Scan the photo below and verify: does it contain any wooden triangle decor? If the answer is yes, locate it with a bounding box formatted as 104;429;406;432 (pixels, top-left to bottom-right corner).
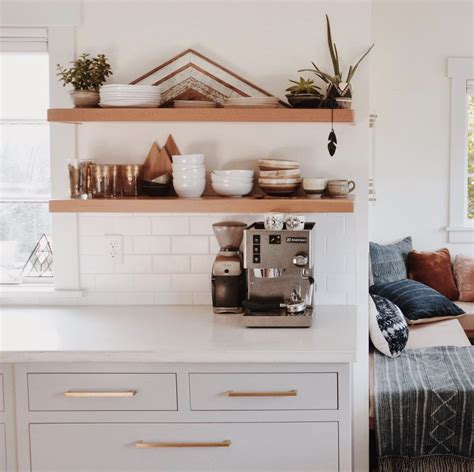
130;49;287;108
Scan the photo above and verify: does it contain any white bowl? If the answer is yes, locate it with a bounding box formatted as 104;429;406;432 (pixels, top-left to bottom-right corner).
172;162;205;171
172;154;205;165
173;168;206;180
212;170;254;179
212;180;253;197
303;177;328;190
174;179;206;198
211;174;253;184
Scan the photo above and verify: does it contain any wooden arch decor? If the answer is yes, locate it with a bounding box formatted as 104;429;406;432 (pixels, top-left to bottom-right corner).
130;49;287;107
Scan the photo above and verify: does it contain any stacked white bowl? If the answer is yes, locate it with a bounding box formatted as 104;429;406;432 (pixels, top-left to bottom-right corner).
211;170;254;197
172;154;206;198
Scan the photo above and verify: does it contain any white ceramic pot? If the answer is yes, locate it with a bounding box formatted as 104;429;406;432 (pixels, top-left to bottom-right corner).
70;90;99;108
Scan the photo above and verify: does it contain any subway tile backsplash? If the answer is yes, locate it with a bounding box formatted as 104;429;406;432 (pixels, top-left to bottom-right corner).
73;213;356;306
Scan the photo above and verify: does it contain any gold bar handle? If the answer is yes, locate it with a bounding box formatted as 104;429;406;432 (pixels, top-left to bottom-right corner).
64;390;137;398
135;440;231;449
226;389;297;397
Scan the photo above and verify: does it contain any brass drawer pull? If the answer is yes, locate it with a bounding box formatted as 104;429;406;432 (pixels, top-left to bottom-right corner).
64;390;137;398
226;389;297;397
136;440;231;448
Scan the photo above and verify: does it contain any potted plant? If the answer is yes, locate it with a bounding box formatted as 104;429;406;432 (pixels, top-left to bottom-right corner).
57;53;113;108
285;77;324;108
300;15;374;109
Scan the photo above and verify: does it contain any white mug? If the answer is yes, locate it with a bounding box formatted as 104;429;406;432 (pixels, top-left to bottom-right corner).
285;215;306;231
264;213;284;230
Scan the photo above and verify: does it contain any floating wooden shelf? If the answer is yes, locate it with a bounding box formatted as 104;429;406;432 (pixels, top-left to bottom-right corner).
47;108;354;124
49;196;354;213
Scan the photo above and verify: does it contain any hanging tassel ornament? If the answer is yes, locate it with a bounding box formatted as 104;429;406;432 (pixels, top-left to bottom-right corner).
328;108;337;157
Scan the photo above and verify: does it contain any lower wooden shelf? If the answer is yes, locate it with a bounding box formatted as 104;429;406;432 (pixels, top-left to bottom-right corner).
49;196;354;213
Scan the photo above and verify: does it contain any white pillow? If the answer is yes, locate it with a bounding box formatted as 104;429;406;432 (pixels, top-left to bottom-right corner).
369;294;409;358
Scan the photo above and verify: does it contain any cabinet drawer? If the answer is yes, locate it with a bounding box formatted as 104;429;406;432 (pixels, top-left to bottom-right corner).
0;424;5;472
28;373;177;411
189;372;338;410
30;422;339;471
0;375;3;411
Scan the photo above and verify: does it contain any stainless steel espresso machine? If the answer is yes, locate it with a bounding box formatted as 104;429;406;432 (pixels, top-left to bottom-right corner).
211;221;247;314
242;222;316;327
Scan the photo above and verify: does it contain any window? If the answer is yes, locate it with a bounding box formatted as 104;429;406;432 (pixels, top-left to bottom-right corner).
447;58;474;243
468;87;474;219
0;28;51;283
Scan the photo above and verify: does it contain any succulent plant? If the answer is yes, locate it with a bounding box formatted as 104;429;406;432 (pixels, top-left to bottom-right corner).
286;77;322;96
57;53;113;91
299;15;374;85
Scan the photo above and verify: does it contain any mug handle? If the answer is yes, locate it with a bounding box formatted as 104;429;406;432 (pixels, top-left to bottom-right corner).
348;181;356;193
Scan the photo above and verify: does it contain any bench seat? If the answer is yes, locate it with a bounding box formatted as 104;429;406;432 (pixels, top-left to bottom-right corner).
369;318;471;429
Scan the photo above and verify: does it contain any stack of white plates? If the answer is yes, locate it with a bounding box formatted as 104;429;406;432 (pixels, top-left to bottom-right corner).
172;154;206;198
223;96;279;108
99;85;161;108
257;159;301;196
211;170;254;197
174;100;217;108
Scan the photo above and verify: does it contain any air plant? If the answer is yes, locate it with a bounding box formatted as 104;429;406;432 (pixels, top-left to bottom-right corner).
285;77;323;96
300;15;374;85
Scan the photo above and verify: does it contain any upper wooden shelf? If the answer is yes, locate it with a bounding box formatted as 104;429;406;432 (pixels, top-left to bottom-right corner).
47;108;354;124
49;196;354;213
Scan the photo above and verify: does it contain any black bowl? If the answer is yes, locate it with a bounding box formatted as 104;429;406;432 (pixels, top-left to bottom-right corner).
141;184;171;197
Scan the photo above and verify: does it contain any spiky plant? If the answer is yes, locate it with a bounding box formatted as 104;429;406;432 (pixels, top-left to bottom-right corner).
57;53;113;91
286;77;322;96
300;15;374;85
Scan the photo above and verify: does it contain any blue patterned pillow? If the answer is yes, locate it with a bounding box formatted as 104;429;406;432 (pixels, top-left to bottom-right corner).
370;279;465;324
370;294;408;357
369;237;412;286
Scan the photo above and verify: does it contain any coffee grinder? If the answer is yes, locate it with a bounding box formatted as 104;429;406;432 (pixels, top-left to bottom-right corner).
211;221;247;314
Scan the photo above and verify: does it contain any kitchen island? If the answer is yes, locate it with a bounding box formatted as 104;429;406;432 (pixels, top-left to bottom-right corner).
0;305;357;471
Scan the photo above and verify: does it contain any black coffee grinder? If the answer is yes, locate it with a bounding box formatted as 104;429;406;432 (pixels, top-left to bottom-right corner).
211;221;247;314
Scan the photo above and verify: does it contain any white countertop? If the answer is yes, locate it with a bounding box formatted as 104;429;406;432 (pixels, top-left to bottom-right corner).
0;305;357;363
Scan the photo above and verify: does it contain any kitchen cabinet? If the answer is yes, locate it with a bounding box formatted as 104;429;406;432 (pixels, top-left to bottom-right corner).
30;422;339;471
0;305;356;471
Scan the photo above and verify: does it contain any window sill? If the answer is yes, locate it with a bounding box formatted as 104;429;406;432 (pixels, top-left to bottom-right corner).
447;226;474;243
0;284;83;299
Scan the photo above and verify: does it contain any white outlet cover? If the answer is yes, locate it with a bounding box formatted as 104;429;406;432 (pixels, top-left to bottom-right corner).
105;234;123;264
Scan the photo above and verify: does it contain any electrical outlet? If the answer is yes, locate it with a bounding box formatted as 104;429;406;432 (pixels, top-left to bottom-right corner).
105;234;123;263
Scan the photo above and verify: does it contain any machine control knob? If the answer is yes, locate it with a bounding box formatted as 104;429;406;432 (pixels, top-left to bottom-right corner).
293;253;309;267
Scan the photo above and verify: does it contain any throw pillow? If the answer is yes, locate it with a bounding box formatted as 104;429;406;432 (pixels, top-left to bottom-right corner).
369;237;412;286
407;248;459;300
453;255;474;302
369;294;408;358
370;279;465;324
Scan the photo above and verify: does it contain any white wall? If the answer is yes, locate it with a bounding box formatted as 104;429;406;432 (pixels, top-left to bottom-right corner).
370;0;474;256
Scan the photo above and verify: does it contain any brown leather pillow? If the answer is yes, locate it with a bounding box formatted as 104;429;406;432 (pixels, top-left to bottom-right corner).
453;255;474;301
407;248;459;300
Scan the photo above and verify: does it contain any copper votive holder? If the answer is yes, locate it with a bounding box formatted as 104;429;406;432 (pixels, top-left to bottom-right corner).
121;164;142;197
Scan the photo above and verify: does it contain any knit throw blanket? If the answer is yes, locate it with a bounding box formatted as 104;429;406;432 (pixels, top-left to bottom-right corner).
374;346;474;472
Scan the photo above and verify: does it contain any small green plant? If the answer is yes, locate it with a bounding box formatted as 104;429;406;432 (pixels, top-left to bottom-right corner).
300;15;374;85
286;77;322;96
57;53;112;91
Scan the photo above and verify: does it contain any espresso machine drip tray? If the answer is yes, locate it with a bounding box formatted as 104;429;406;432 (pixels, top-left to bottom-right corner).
242;307;314;328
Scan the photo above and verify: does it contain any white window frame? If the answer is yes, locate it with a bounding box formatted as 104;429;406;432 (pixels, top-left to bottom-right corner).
0;2;81;298
447;57;474;243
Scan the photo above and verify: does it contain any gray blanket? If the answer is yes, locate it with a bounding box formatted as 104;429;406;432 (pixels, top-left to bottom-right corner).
375;346;474;471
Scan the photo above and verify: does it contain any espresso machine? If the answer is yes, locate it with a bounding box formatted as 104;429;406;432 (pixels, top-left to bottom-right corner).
211;221;247;314
242;222;316;327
